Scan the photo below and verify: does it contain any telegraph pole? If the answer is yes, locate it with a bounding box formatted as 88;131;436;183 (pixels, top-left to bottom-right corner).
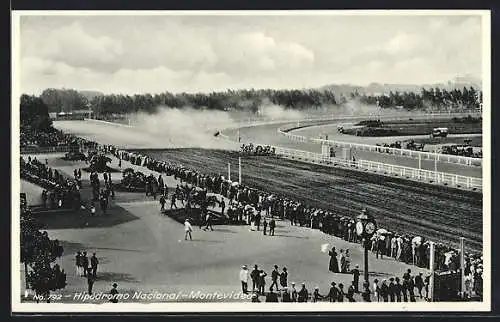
429;241;435;302
460;237;466;299
238;157;242;184
228;162;231;181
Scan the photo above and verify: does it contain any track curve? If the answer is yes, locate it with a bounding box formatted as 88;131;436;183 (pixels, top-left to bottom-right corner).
223;118;482;178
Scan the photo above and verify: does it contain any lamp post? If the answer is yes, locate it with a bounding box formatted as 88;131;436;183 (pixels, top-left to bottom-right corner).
356;209;377;285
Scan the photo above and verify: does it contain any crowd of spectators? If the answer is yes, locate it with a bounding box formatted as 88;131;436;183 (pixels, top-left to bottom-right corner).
111;148;482;281
20;129;72;148
20;156;81;210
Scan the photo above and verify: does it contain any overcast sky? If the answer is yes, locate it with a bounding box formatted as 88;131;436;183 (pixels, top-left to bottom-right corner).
18;13;484;95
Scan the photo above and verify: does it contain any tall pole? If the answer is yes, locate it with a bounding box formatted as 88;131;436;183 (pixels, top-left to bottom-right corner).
238;157;242;184
237;129;241;143
434;148;438;183
228;163;231;181
429;241;435;302
364;238;369;285
434;148;438;173
418;153;422;170
460;237;465;299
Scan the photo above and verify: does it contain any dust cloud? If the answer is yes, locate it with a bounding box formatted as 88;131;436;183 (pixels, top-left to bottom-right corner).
127;107;240;150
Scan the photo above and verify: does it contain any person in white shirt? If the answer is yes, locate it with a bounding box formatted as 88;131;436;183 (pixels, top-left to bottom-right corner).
240;265;249;294
391;236;397;258
396;236;403;260
184;219;193;240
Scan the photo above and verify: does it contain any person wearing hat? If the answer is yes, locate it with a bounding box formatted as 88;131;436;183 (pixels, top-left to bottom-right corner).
250;265;259;292
327;282;338;302
290;282;298;302
298;283;309;302
251;292;260;303
361;281;371;302
90;253;99;278
75;251;82;277
373;278;380;302
109;283;119;303
281;287;292;302
279;267;288;289
380;279;389;302
337;283;345;302
87;267;95;295
81;252;89;277
184;218;193;241
312;286;324;303
240;265;249;294
347;281;356;302
351;264;360;293
328;246;339;273
270;265;281;292
258;269;267;295
415;272;424;299
388;277;396;302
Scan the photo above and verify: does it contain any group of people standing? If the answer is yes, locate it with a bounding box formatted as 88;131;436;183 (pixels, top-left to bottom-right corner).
75;251;99;295
328;247;351;274
88;171;115;216
21;156;82;211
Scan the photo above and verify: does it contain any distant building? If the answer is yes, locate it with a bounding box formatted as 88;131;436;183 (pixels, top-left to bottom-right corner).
52;109;93;120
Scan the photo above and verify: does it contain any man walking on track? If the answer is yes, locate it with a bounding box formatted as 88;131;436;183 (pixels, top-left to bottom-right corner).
203;213;214;231
269;218;276;236
90;253;99;277
270;265;281;292
170;194;177;209
184;219;193;240
240;265;249;294
159;195;166;212
87;268;95;295
251;265;260;292
220;199;225;216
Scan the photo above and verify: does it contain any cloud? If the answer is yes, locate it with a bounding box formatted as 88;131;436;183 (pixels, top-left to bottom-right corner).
34;22;123;72
18;14;484;94
212;31;314;74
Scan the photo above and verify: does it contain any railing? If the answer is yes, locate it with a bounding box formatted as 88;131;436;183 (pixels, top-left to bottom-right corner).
84;118;134;128
271;146;483;191
217;134;482;191
20;145;71;154
277;128;483;167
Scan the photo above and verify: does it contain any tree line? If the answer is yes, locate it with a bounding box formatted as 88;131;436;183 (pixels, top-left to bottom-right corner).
24;86;482;119
356;87;482;111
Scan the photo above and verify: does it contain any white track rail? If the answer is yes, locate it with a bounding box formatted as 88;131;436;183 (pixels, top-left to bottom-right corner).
220;133;482;191
277;115;482;167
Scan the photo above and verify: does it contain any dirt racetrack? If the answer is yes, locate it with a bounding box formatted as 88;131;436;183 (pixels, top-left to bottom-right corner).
135;148;483;252
223;122;483;178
